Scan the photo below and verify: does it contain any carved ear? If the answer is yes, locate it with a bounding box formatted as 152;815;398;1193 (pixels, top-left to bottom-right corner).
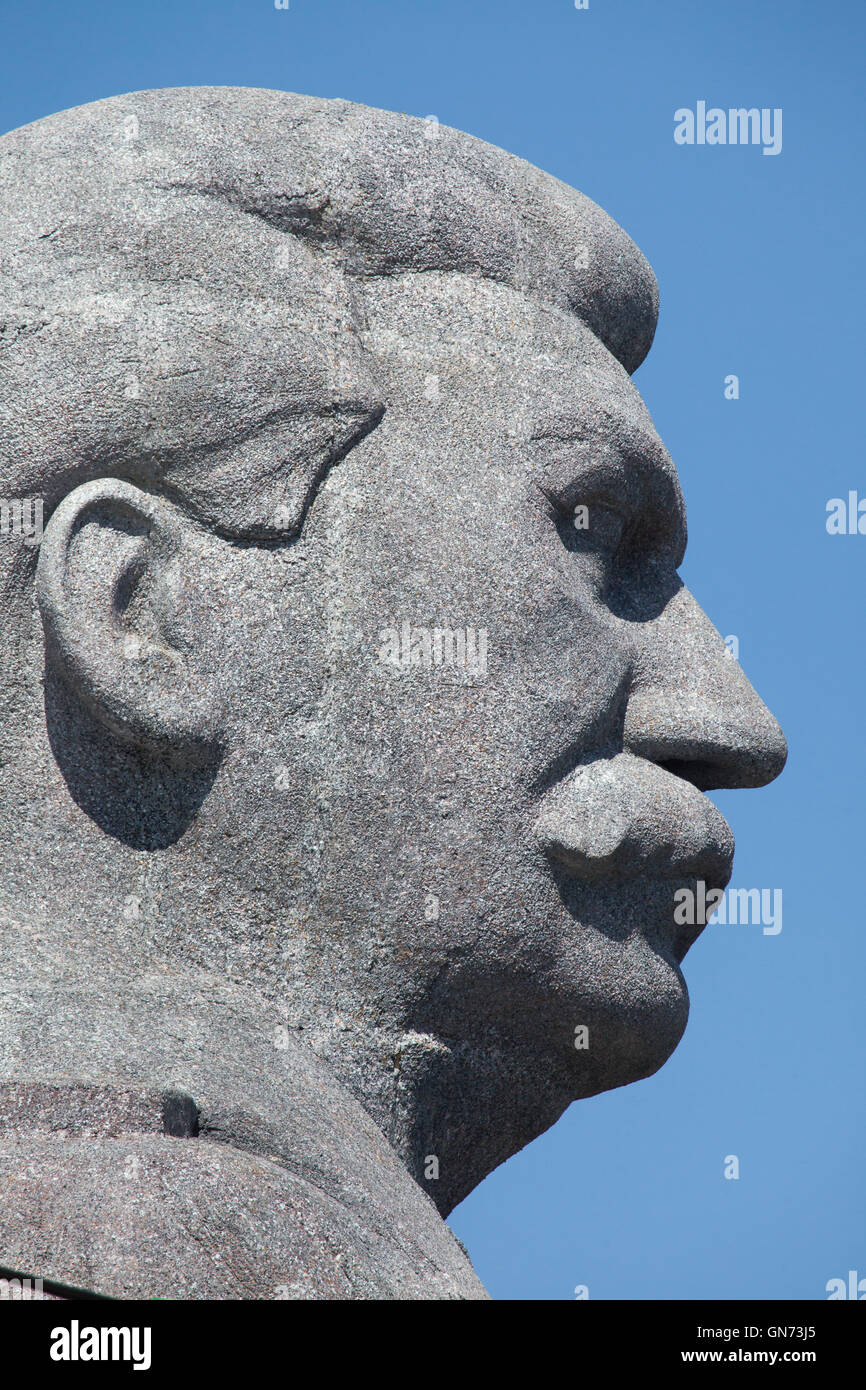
36;478;223;761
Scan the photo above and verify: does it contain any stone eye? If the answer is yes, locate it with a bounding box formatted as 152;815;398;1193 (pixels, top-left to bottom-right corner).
563;501;625;556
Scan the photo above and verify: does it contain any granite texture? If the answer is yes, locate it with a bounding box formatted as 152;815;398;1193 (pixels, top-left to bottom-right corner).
0;88;786;1298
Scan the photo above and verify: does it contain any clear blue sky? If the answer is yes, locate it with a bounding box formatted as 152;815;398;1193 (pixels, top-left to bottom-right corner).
1;0;862;1300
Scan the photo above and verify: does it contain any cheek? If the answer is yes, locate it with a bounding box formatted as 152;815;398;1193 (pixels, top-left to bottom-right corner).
188;553;324;733
499;581;635;780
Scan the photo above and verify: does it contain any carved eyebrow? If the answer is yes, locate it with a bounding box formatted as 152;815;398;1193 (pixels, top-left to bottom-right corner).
154;397;386;545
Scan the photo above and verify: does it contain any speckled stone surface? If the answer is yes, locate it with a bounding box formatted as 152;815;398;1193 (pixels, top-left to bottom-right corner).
0;88;785;1298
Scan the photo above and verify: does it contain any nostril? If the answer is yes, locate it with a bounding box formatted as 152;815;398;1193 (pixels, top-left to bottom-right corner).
653;734;787;792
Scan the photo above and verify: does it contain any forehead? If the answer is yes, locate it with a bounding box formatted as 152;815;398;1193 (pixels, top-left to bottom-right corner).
350;270;687;568
0;202;377;531
2;83;664;530
360;269;671;471
2;204;668;542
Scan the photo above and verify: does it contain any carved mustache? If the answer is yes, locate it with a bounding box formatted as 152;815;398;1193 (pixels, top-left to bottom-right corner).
533;752;735;885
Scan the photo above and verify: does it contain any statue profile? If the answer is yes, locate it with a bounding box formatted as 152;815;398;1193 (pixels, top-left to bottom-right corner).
0;88;786;1299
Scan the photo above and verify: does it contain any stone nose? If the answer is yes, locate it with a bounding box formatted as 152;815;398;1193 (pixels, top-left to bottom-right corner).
621;584;788;792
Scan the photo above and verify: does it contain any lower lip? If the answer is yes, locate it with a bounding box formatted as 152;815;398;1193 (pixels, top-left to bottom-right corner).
644;876;728;965
548;862;730;966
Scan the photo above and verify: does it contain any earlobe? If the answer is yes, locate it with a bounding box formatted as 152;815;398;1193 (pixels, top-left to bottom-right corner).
36;477;223;761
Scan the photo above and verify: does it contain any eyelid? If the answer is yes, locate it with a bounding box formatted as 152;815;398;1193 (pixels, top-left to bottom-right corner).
549;484;632;533
532;440;687;567
574;502;627;548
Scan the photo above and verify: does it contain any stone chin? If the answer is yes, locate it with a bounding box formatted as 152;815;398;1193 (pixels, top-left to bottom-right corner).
573;937;691;1095
415;888;692;1107
554;894;694;1096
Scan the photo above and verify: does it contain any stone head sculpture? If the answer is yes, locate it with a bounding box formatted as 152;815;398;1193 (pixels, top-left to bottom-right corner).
0;88;786;1299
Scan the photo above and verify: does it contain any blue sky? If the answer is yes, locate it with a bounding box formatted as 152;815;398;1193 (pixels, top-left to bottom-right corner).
1;0;862;1299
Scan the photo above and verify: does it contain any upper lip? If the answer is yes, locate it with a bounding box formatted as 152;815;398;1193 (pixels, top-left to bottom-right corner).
533;751;735;888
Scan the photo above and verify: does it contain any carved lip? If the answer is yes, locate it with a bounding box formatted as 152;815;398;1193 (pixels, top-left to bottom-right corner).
543;847;732;966
541;831;734;891
533;752;736;963
533;752;735;883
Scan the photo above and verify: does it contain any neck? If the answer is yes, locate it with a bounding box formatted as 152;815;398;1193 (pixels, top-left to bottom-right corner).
0;929;487;1297
3;781;567;1219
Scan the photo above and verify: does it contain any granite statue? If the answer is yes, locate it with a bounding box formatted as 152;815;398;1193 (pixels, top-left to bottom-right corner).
0;88;786;1299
